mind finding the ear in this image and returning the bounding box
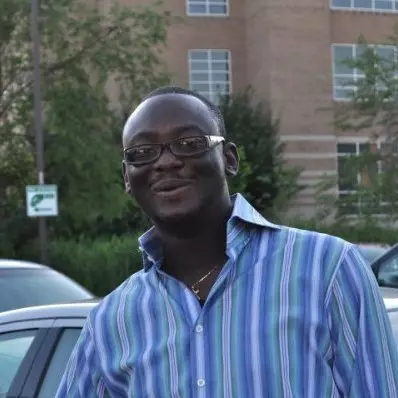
[122,161,132,194]
[223,142,239,177]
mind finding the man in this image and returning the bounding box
[57,86,398,397]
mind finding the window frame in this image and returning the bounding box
[186,0,230,17]
[331,43,398,102]
[3,328,49,397]
[330,0,398,13]
[0,317,86,397]
[336,139,388,215]
[188,49,232,104]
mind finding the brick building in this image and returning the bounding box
[117,0,398,217]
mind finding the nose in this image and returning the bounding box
[153,145,184,170]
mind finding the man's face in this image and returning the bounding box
[122,93,238,224]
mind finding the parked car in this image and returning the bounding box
[0,259,95,313]
[0,301,99,397]
[371,244,398,290]
[357,244,389,264]
[0,288,398,398]
[356,244,398,289]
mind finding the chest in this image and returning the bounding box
[99,261,332,397]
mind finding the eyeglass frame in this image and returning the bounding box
[123,135,225,166]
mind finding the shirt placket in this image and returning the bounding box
[189,258,236,398]
[191,313,207,398]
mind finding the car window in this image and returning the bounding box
[378,251,398,288]
[0,329,37,396]
[38,328,82,398]
[0,269,93,312]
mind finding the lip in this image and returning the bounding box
[151,179,192,193]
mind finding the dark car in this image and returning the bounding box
[356,244,398,289]
[371,244,398,289]
[357,244,389,264]
[0,259,95,313]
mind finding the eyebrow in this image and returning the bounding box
[129,124,208,143]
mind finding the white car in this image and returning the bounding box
[0,259,94,313]
[0,289,397,397]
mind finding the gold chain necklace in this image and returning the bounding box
[191,265,219,300]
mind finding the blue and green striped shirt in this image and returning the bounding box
[56,194,398,397]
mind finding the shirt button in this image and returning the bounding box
[197,379,205,387]
[195,325,203,333]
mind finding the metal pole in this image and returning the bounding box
[31,0,47,264]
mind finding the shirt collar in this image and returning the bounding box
[227,193,280,230]
[138,193,280,271]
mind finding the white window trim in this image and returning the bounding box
[186,0,230,17]
[331,43,397,102]
[330,0,398,13]
[188,49,232,103]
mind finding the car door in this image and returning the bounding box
[0,319,54,398]
[17,317,86,398]
[0,317,85,398]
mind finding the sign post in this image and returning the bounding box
[31,0,47,263]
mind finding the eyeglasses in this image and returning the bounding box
[123,135,225,166]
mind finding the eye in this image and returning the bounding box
[126,145,158,162]
[176,137,207,152]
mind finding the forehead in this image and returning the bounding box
[123,94,218,146]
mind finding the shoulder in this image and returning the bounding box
[87,269,149,327]
[266,224,354,256]
[260,224,360,282]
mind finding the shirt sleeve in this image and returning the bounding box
[327,245,398,397]
[55,314,109,398]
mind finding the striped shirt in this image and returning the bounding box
[56,194,398,397]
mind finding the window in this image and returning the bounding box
[187,0,228,16]
[332,44,397,100]
[189,50,231,104]
[331,0,398,12]
[337,141,382,214]
[0,330,37,396]
[38,328,82,398]
[337,142,370,191]
[0,268,93,313]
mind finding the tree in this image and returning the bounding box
[333,28,398,223]
[219,89,301,218]
[0,0,173,256]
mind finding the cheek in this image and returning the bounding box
[126,168,150,196]
[194,154,225,178]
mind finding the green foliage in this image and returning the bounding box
[291,218,397,246]
[333,28,398,221]
[47,235,142,297]
[0,134,37,256]
[1,0,173,255]
[219,88,302,217]
[228,146,252,194]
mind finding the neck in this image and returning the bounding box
[155,196,233,281]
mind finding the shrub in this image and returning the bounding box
[219,88,302,218]
[291,220,397,245]
[47,234,143,296]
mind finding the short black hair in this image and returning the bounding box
[143,86,226,137]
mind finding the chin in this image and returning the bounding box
[152,202,202,225]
